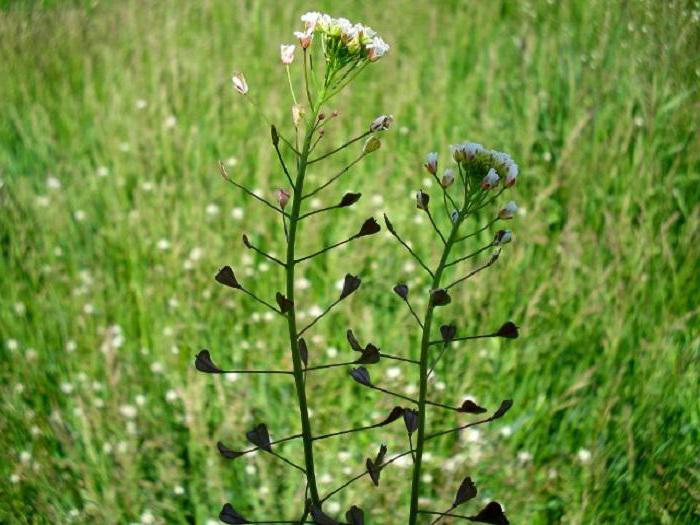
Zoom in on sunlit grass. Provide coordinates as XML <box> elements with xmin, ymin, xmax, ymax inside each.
<box><xmin>1</xmin><ymin>0</ymin><xmax>698</xmax><ymax>523</ymax></box>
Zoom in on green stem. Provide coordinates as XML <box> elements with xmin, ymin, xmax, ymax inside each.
<box><xmin>408</xmin><ymin>211</ymin><xmax>465</xmax><ymax>525</ymax></box>
<box><xmin>285</xmin><ymin>106</ymin><xmax>322</xmax><ymax>507</ymax></box>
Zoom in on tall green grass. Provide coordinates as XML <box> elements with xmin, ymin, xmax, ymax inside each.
<box><xmin>1</xmin><ymin>1</ymin><xmax>698</xmax><ymax>523</ymax></box>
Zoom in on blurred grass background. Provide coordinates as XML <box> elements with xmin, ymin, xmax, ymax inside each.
<box><xmin>1</xmin><ymin>0</ymin><xmax>699</xmax><ymax>523</ymax></box>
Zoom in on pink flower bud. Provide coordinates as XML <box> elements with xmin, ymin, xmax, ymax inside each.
<box><xmin>276</xmin><ymin>189</ymin><xmax>291</xmax><ymax>209</ymax></box>
<box><xmin>440</xmin><ymin>169</ymin><xmax>455</xmax><ymax>188</ymax></box>
<box><xmin>424</xmin><ymin>152</ymin><xmax>438</xmax><ymax>175</ymax></box>
<box><xmin>504</xmin><ymin>163</ymin><xmax>519</xmax><ymax>187</ymax></box>
<box><xmin>231</xmin><ymin>72</ymin><xmax>248</xmax><ymax>95</ymax></box>
<box><xmin>499</xmin><ymin>201</ymin><xmax>518</xmax><ymax>220</ymax></box>
<box><xmin>294</xmin><ymin>29</ymin><xmax>313</xmax><ymax>49</ymax></box>
<box><xmin>481</xmin><ymin>168</ymin><xmax>500</xmax><ymax>190</ymax></box>
<box><xmin>280</xmin><ymin>44</ymin><xmax>296</xmax><ymax>65</ymax></box>
<box><xmin>494</xmin><ymin>229</ymin><xmax>512</xmax><ymax>245</ymax></box>
<box><xmin>370</xmin><ymin>114</ymin><xmax>393</xmax><ymax>132</ymax></box>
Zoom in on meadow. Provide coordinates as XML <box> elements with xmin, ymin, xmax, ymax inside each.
<box><xmin>1</xmin><ymin>0</ymin><xmax>699</xmax><ymax>523</ymax></box>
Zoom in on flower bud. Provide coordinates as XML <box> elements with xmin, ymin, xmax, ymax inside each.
<box><xmin>362</xmin><ymin>136</ymin><xmax>381</xmax><ymax>154</ymax></box>
<box><xmin>440</xmin><ymin>168</ymin><xmax>455</xmax><ymax>188</ymax></box>
<box><xmin>504</xmin><ymin>163</ymin><xmax>519</xmax><ymax>187</ymax></box>
<box><xmin>294</xmin><ymin>29</ymin><xmax>313</xmax><ymax>49</ymax></box>
<box><xmin>450</xmin><ymin>144</ymin><xmax>465</xmax><ymax>162</ymax></box>
<box><xmin>276</xmin><ymin>189</ymin><xmax>291</xmax><ymax>209</ymax></box>
<box><xmin>280</xmin><ymin>44</ymin><xmax>296</xmax><ymax>65</ymax></box>
<box><xmin>424</xmin><ymin>152</ymin><xmax>438</xmax><ymax>175</ymax></box>
<box><xmin>494</xmin><ymin>229</ymin><xmax>512</xmax><ymax>245</ymax></box>
<box><xmin>498</xmin><ymin>200</ymin><xmax>518</xmax><ymax>220</ymax></box>
<box><xmin>231</xmin><ymin>72</ymin><xmax>248</xmax><ymax>95</ymax></box>
<box><xmin>451</xmin><ymin>210</ymin><xmax>460</xmax><ymax>223</ymax></box>
<box><xmin>370</xmin><ymin>114</ymin><xmax>393</xmax><ymax>132</ymax></box>
<box><xmin>464</xmin><ymin>142</ymin><xmax>484</xmax><ymax>161</ymax></box>
<box><xmin>481</xmin><ymin>168</ymin><xmax>500</xmax><ymax>190</ymax></box>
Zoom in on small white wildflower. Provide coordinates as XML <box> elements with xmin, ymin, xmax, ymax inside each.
<box><xmin>280</xmin><ymin>44</ymin><xmax>296</xmax><ymax>65</ymax></box>
<box><xmin>326</xmin><ymin>346</ymin><xmax>338</xmax><ymax>359</ymax></box>
<box><xmin>47</xmin><ymin>176</ymin><xmax>61</xmax><ymax>190</ymax></box>
<box><xmin>60</xmin><ymin>382</ymin><xmax>74</xmax><ymax>395</ymax></box>
<box><xmin>135</xmin><ymin>99</ymin><xmax>147</xmax><ymax>110</ymax></box>
<box><xmin>295</xmin><ymin>277</ymin><xmax>311</xmax><ymax>290</ymax></box>
<box><xmin>326</xmin><ymin>501</ymin><xmax>341</xmax><ymax>514</ymax></box>
<box><xmin>318</xmin><ymin>473</ymin><xmax>333</xmax><ymax>484</ymax></box>
<box><xmin>577</xmin><ymin>448</ymin><xmax>592</xmax><ymax>464</ymax></box>
<box><xmin>370</xmin><ymin>114</ymin><xmax>393</xmax><ymax>132</ymax></box>
<box><xmin>96</xmin><ymin>166</ymin><xmax>109</xmax><ymax>177</ymax></box>
<box><xmin>517</xmin><ymin>451</ymin><xmax>533</xmax><ymax>464</ymax></box>
<box><xmin>119</xmin><ymin>404</ymin><xmax>138</xmax><ymax>419</ymax></box>
<box><xmin>174</xmin><ymin>485</ymin><xmax>185</xmax><ymax>495</ymax></box>
<box><xmin>156</xmin><ymin>238</ymin><xmax>170</xmax><ymax>251</ymax></box>
<box><xmin>494</xmin><ymin>229</ymin><xmax>513</xmax><ymax>246</ymax></box>
<box><xmin>10</xmin><ymin>474</ymin><xmax>20</xmax><ymax>484</ymax></box>
<box><xmin>231</xmin><ymin>207</ymin><xmax>244</xmax><ymax>220</ymax></box>
<box><xmin>232</xmin><ymin>72</ymin><xmax>248</xmax><ymax>95</ymax></box>
<box><xmin>205</xmin><ymin>203</ymin><xmax>220</xmax><ymax>216</ymax></box>
<box><xmin>7</xmin><ymin>339</ymin><xmax>18</xmax><ymax>350</ymax></box>
<box><xmin>481</xmin><ymin>168</ymin><xmax>500</xmax><ymax>190</ymax></box>
<box><xmin>499</xmin><ymin>201</ymin><xmax>518</xmax><ymax>220</ymax></box>
<box><xmin>500</xmin><ymin>425</ymin><xmax>513</xmax><ymax>438</ymax></box>
<box><xmin>135</xmin><ymin>394</ymin><xmax>146</xmax><ymax>407</ymax></box>
<box><xmin>308</xmin><ymin>305</ymin><xmax>323</xmax><ymax>317</ymax></box>
<box><xmin>386</xmin><ymin>366</ymin><xmax>401</xmax><ymax>379</ymax></box>
<box><xmin>73</xmin><ymin>210</ymin><xmax>86</xmax><ymax>222</ymax></box>
<box><xmin>244</xmin><ymin>464</ymin><xmax>256</xmax><ymax>475</ymax></box>
<box><xmin>140</xmin><ymin>511</ymin><xmax>155</xmax><ymax>524</ymax></box>
<box><xmin>424</xmin><ymin>152</ymin><xmax>438</xmax><ymax>175</ymax></box>
<box><xmin>440</xmin><ymin>168</ymin><xmax>455</xmax><ymax>188</ymax></box>
<box><xmin>19</xmin><ymin>451</ymin><xmax>31</xmax><ymax>464</ymax></box>
<box><xmin>164</xmin><ymin>115</ymin><xmax>177</xmax><ymax>129</ymax></box>
<box><xmin>165</xmin><ymin>389</ymin><xmax>178</xmax><ymax>403</ymax></box>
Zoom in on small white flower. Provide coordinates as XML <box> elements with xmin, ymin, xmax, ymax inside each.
<box><xmin>440</xmin><ymin>168</ymin><xmax>455</xmax><ymax>188</ymax></box>
<box><xmin>140</xmin><ymin>511</ymin><xmax>155</xmax><ymax>524</ymax></box>
<box><xmin>294</xmin><ymin>29</ymin><xmax>313</xmax><ymax>49</ymax></box>
<box><xmin>96</xmin><ymin>166</ymin><xmax>109</xmax><ymax>177</ymax></box>
<box><xmin>19</xmin><ymin>451</ymin><xmax>31</xmax><ymax>464</ymax></box>
<box><xmin>481</xmin><ymin>168</ymin><xmax>500</xmax><ymax>190</ymax></box>
<box><xmin>280</xmin><ymin>44</ymin><xmax>296</xmax><ymax>65</ymax></box>
<box><xmin>499</xmin><ymin>200</ymin><xmax>518</xmax><ymax>220</ymax></box>
<box><xmin>119</xmin><ymin>404</ymin><xmax>138</xmax><ymax>419</ymax></box>
<box><xmin>504</xmin><ymin>162</ymin><xmax>519</xmax><ymax>187</ymax></box>
<box><xmin>308</xmin><ymin>305</ymin><xmax>323</xmax><ymax>317</ymax></box>
<box><xmin>244</xmin><ymin>464</ymin><xmax>256</xmax><ymax>475</ymax></box>
<box><xmin>326</xmin><ymin>501</ymin><xmax>341</xmax><ymax>514</ymax></box>
<box><xmin>174</xmin><ymin>485</ymin><xmax>185</xmax><ymax>496</ymax></box>
<box><xmin>156</xmin><ymin>238</ymin><xmax>170</xmax><ymax>251</ymax></box>
<box><xmin>517</xmin><ymin>451</ymin><xmax>533</xmax><ymax>464</ymax></box>
<box><xmin>135</xmin><ymin>99</ymin><xmax>147</xmax><ymax>110</ymax></box>
<box><xmin>231</xmin><ymin>207</ymin><xmax>244</xmax><ymax>220</ymax></box>
<box><xmin>206</xmin><ymin>203</ymin><xmax>220</xmax><ymax>216</ymax></box>
<box><xmin>494</xmin><ymin>229</ymin><xmax>512</xmax><ymax>245</ymax></box>
<box><xmin>500</xmin><ymin>425</ymin><xmax>513</xmax><ymax>437</ymax></box>
<box><xmin>165</xmin><ymin>389</ymin><xmax>178</xmax><ymax>403</ymax></box>
<box><xmin>577</xmin><ymin>448</ymin><xmax>592</xmax><ymax>464</ymax></box>
<box><xmin>366</xmin><ymin>36</ymin><xmax>390</xmax><ymax>61</ymax></box>
<box><xmin>135</xmin><ymin>394</ymin><xmax>146</xmax><ymax>407</ymax></box>
<box><xmin>295</xmin><ymin>277</ymin><xmax>311</xmax><ymax>290</ymax></box>
<box><xmin>74</xmin><ymin>210</ymin><xmax>86</xmax><ymax>222</ymax></box>
<box><xmin>318</xmin><ymin>473</ymin><xmax>333</xmax><ymax>484</ymax></box>
<box><xmin>164</xmin><ymin>115</ymin><xmax>177</xmax><ymax>129</ymax></box>
<box><xmin>326</xmin><ymin>347</ymin><xmax>338</xmax><ymax>359</ymax></box>
<box><xmin>14</xmin><ymin>303</ymin><xmax>26</xmax><ymax>315</ymax></box>
<box><xmin>370</xmin><ymin>114</ymin><xmax>393</xmax><ymax>132</ymax></box>
<box><xmin>7</xmin><ymin>339</ymin><xmax>19</xmax><ymax>350</ymax></box>
<box><xmin>10</xmin><ymin>474</ymin><xmax>20</xmax><ymax>484</ymax></box>
<box><xmin>231</xmin><ymin>72</ymin><xmax>248</xmax><ymax>95</ymax></box>
<box><xmin>60</xmin><ymin>382</ymin><xmax>74</xmax><ymax>394</ymax></box>
<box><xmin>386</xmin><ymin>366</ymin><xmax>401</xmax><ymax>379</ymax></box>
<box><xmin>47</xmin><ymin>176</ymin><xmax>61</xmax><ymax>190</ymax></box>
<box><xmin>424</xmin><ymin>152</ymin><xmax>438</xmax><ymax>175</ymax></box>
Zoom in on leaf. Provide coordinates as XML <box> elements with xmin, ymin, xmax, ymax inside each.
<box><xmin>393</xmin><ymin>283</ymin><xmax>409</xmax><ymax>301</ymax></box>
<box><xmin>246</xmin><ymin>423</ymin><xmax>272</xmax><ymax>452</ymax></box>
<box><xmin>403</xmin><ymin>409</ymin><xmax>418</xmax><ymax>434</ymax></box>
<box><xmin>219</xmin><ymin>503</ymin><xmax>249</xmax><ymax>524</ymax></box>
<box><xmin>349</xmin><ymin>367</ymin><xmax>372</xmax><ymax>387</ymax></box>
<box><xmin>453</xmin><ymin>476</ymin><xmax>477</xmax><ymax>507</ymax></box>
<box><xmin>357</xmin><ymin>217</ymin><xmax>381</xmax><ymax>237</ymax></box>
<box><xmin>355</xmin><ymin>344</ymin><xmax>380</xmax><ymax>364</ymax></box>
<box><xmin>298</xmin><ymin>338</ymin><xmax>308</xmax><ymax>367</ymax></box>
<box><xmin>440</xmin><ymin>323</ymin><xmax>457</xmax><ymax>343</ymax></box>
<box><xmin>241</xmin><ymin>234</ymin><xmax>251</xmax><ymax>248</ymax></box>
<box><xmin>339</xmin><ymin>192</ymin><xmax>362</xmax><ymax>207</ymax></box>
<box><xmin>492</xmin><ymin>399</ymin><xmax>513</xmax><ymax>420</ymax></box>
<box><xmin>458</xmin><ymin>399</ymin><xmax>488</xmax><ymax>414</ymax></box>
<box><xmin>375</xmin><ymin>406</ymin><xmax>405</xmax><ymax>427</ymax></box>
<box><xmin>430</xmin><ymin>288</ymin><xmax>451</xmax><ymax>306</ymax></box>
<box><xmin>340</xmin><ymin>274</ymin><xmax>362</xmax><ymax>299</ymax></box>
<box><xmin>217</xmin><ymin>441</ymin><xmax>245</xmax><ymax>460</ymax></box>
<box><xmin>215</xmin><ymin>266</ymin><xmax>241</xmax><ymax>289</ymax></box>
<box><xmin>383</xmin><ymin>213</ymin><xmax>396</xmax><ymax>235</ymax></box>
<box><xmin>276</xmin><ymin>292</ymin><xmax>294</xmax><ymax>313</ymax></box>
<box><xmin>194</xmin><ymin>350</ymin><xmax>223</xmax><ymax>374</ymax></box>
<box><xmin>310</xmin><ymin>504</ymin><xmax>339</xmax><ymax>525</ymax></box>
<box><xmin>416</xmin><ymin>190</ymin><xmax>430</xmax><ymax>210</ymax></box>
<box><xmin>347</xmin><ymin>329</ymin><xmax>363</xmax><ymax>352</ymax></box>
<box><xmin>468</xmin><ymin>501</ymin><xmax>509</xmax><ymax>525</ymax></box>
<box><xmin>496</xmin><ymin>321</ymin><xmax>519</xmax><ymax>339</ymax></box>
<box><xmin>345</xmin><ymin>505</ymin><xmax>365</xmax><ymax>525</ymax></box>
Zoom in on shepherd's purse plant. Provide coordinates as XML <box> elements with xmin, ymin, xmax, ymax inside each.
<box><xmin>195</xmin><ymin>11</ymin><xmax>521</xmax><ymax>525</ymax></box>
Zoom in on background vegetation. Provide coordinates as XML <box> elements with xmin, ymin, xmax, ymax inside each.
<box><xmin>1</xmin><ymin>0</ymin><xmax>698</xmax><ymax>523</ymax></box>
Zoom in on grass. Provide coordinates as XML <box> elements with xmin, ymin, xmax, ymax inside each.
<box><xmin>1</xmin><ymin>0</ymin><xmax>699</xmax><ymax>523</ymax></box>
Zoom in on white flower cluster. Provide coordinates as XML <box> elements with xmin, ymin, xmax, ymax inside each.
<box><xmin>448</xmin><ymin>142</ymin><xmax>519</xmax><ymax>188</ymax></box>
<box><xmin>297</xmin><ymin>12</ymin><xmax>390</xmax><ymax>62</ymax></box>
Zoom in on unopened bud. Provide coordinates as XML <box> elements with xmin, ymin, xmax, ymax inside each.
<box><xmin>499</xmin><ymin>200</ymin><xmax>518</xmax><ymax>220</ymax></box>
<box><xmin>504</xmin><ymin>163</ymin><xmax>519</xmax><ymax>187</ymax></box>
<box><xmin>276</xmin><ymin>189</ymin><xmax>291</xmax><ymax>209</ymax></box>
<box><xmin>450</xmin><ymin>144</ymin><xmax>466</xmax><ymax>162</ymax></box>
<box><xmin>370</xmin><ymin>114</ymin><xmax>393</xmax><ymax>132</ymax></box>
<box><xmin>494</xmin><ymin>229</ymin><xmax>512</xmax><ymax>245</ymax></box>
<box><xmin>231</xmin><ymin>72</ymin><xmax>248</xmax><ymax>95</ymax></box>
<box><xmin>424</xmin><ymin>152</ymin><xmax>438</xmax><ymax>175</ymax></box>
<box><xmin>270</xmin><ymin>125</ymin><xmax>279</xmax><ymax>146</ymax></box>
<box><xmin>362</xmin><ymin>136</ymin><xmax>381</xmax><ymax>154</ymax></box>
<box><xmin>440</xmin><ymin>168</ymin><xmax>455</xmax><ymax>188</ymax></box>
<box><xmin>280</xmin><ymin>44</ymin><xmax>296</xmax><ymax>65</ymax></box>
<box><xmin>481</xmin><ymin>168</ymin><xmax>500</xmax><ymax>190</ymax></box>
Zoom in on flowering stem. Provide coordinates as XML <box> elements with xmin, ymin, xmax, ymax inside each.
<box><xmin>408</xmin><ymin>204</ymin><xmax>468</xmax><ymax>525</ymax></box>
<box><xmin>284</xmin><ymin>105</ymin><xmax>323</xmax><ymax>507</ymax></box>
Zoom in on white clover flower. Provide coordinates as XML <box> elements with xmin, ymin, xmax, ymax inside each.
<box><xmin>119</xmin><ymin>404</ymin><xmax>138</xmax><ymax>419</ymax></box>
<box><xmin>280</xmin><ymin>44</ymin><xmax>296</xmax><ymax>65</ymax></box>
<box><xmin>424</xmin><ymin>152</ymin><xmax>438</xmax><ymax>175</ymax></box>
<box><xmin>481</xmin><ymin>168</ymin><xmax>500</xmax><ymax>190</ymax></box>
<box><xmin>441</xmin><ymin>168</ymin><xmax>455</xmax><ymax>188</ymax></box>
<box><xmin>577</xmin><ymin>448</ymin><xmax>592</xmax><ymax>464</ymax></box>
<box><xmin>47</xmin><ymin>176</ymin><xmax>61</xmax><ymax>190</ymax></box>
<box><xmin>231</xmin><ymin>72</ymin><xmax>248</xmax><ymax>95</ymax></box>
<box><xmin>499</xmin><ymin>200</ymin><xmax>518</xmax><ymax>220</ymax></box>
